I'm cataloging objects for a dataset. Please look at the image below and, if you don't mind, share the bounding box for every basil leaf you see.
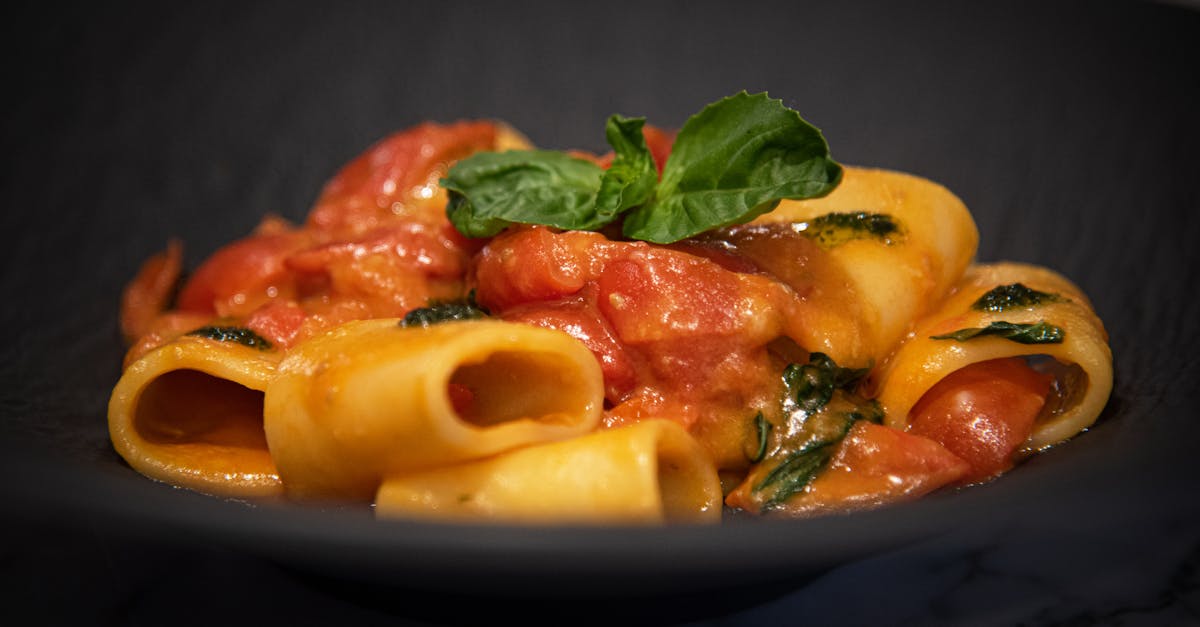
[622,91,842,243]
[187,326,273,350]
[595,115,658,220]
[798,211,902,249]
[401,292,490,327]
[442,150,605,238]
[782,352,871,413]
[931,320,1065,344]
[971,283,1062,312]
[746,353,882,511]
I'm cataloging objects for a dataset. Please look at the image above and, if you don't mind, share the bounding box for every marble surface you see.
[2,1,1198,625]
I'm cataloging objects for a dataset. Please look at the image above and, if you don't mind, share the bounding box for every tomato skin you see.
[120,239,183,342]
[727,421,970,516]
[306,121,498,234]
[243,301,307,349]
[501,291,639,402]
[473,227,615,311]
[176,230,311,317]
[909,357,1054,484]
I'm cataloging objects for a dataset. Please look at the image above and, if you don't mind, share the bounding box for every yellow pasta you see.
[871,262,1113,450]
[263,319,605,502]
[749,166,980,367]
[375,419,722,525]
[108,335,283,497]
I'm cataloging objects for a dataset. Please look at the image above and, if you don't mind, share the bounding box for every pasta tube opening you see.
[264,319,605,501]
[108,338,283,497]
[448,351,585,428]
[135,369,267,449]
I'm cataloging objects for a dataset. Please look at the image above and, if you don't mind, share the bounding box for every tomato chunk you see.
[908,357,1054,484]
[120,239,183,341]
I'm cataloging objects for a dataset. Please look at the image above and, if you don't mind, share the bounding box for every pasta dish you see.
[109,92,1112,524]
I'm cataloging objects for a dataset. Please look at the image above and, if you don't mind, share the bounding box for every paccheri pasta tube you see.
[108,332,283,497]
[375,419,723,525]
[263,319,605,502]
[744,166,980,368]
[868,262,1113,480]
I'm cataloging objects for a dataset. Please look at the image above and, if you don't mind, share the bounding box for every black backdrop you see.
[2,1,1198,625]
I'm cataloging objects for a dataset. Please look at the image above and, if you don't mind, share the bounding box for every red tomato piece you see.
[908,357,1054,484]
[244,301,307,349]
[473,227,614,311]
[306,121,498,234]
[176,230,311,317]
[120,239,183,342]
[501,292,640,402]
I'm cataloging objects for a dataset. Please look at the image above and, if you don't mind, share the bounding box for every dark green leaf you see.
[747,411,772,463]
[782,352,871,412]
[931,320,1065,344]
[187,326,273,350]
[401,296,490,327]
[798,211,902,249]
[441,150,606,238]
[971,283,1062,312]
[622,91,842,243]
[594,115,658,220]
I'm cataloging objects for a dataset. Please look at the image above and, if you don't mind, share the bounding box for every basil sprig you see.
[441,91,842,244]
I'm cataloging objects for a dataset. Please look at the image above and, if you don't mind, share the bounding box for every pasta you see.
[109,92,1113,524]
[263,319,604,502]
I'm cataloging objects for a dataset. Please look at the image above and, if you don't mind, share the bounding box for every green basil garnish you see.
[187,326,273,350]
[931,320,1065,344]
[442,91,842,244]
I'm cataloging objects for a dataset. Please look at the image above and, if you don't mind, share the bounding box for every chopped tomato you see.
[725,421,970,516]
[243,301,307,349]
[176,229,311,317]
[908,357,1054,484]
[472,227,615,311]
[306,121,499,234]
[501,291,640,402]
[120,239,183,342]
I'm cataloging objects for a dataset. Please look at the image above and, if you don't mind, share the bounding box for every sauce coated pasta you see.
[110,92,1112,524]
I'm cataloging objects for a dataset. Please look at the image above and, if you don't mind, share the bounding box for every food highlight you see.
[110,92,1112,524]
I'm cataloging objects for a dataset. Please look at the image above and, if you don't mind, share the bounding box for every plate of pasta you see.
[4,3,1198,622]
[93,91,1118,587]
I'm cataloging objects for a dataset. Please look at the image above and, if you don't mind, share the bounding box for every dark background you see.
[1,1,1198,625]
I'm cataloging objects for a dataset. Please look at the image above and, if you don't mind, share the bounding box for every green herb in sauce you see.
[972,283,1062,312]
[748,352,882,511]
[187,326,273,350]
[796,211,901,249]
[401,293,490,327]
[931,320,1065,344]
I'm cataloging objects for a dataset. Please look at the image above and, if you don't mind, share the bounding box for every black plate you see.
[2,1,1198,623]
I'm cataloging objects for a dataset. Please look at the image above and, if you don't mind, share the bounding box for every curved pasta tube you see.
[749,166,979,366]
[108,336,283,497]
[871,262,1113,450]
[375,419,723,525]
[263,319,605,502]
